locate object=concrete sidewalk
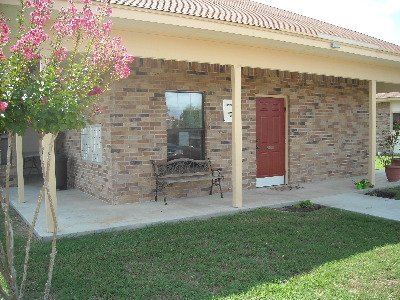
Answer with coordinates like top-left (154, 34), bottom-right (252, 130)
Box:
top-left (313, 192), bottom-right (400, 221)
top-left (9, 171), bottom-right (400, 240)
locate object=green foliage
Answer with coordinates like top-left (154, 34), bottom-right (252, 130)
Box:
top-left (179, 105), bottom-right (202, 128)
top-left (293, 200), bottom-right (314, 209)
top-left (378, 122), bottom-right (400, 167)
top-left (25, 56), bottom-right (103, 133)
top-left (0, 54), bottom-right (33, 135)
top-left (354, 179), bottom-right (374, 190)
top-left (8, 208), bottom-right (400, 299)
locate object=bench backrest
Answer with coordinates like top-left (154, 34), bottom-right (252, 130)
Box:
top-left (152, 158), bottom-right (211, 177)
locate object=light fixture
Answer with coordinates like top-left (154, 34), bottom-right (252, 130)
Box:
top-left (331, 42), bottom-right (340, 49)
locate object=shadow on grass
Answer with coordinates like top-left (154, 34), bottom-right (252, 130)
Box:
top-left (9, 207), bottom-right (400, 299)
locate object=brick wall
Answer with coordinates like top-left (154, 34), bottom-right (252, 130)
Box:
top-left (376, 102), bottom-right (390, 154)
top-left (58, 93), bottom-right (115, 203)
top-left (240, 69), bottom-right (369, 183)
top-left (61, 58), bottom-right (369, 204)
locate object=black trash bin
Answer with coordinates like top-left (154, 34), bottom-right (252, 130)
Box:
top-left (55, 154), bottom-right (68, 190)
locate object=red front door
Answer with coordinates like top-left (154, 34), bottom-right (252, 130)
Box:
top-left (256, 98), bottom-right (285, 178)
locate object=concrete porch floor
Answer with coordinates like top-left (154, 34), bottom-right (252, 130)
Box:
top-left (9, 171), bottom-right (400, 240)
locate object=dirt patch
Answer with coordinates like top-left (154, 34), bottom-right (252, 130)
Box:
top-left (269, 184), bottom-right (304, 191)
top-left (366, 189), bottom-right (397, 199)
top-left (278, 204), bottom-right (325, 213)
top-left (9, 207), bottom-right (33, 239)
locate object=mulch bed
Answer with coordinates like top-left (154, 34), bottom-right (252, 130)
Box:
top-left (269, 184), bottom-right (304, 191)
top-left (278, 204), bottom-right (325, 213)
top-left (365, 190), bottom-right (397, 199)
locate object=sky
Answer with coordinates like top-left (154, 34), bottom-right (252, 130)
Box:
top-left (254, 0), bottom-right (400, 46)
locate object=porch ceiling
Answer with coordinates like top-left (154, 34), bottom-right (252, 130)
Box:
top-left (102, 0), bottom-right (400, 84)
top-left (112, 22), bottom-right (400, 84)
top-left (377, 82), bottom-right (400, 93)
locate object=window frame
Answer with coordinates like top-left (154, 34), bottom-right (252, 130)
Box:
top-left (165, 90), bottom-right (206, 161)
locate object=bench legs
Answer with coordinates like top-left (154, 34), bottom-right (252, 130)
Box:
top-left (210, 178), bottom-right (223, 198)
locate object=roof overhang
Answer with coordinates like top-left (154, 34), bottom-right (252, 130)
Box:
top-left (103, 2), bottom-right (400, 64)
top-left (2, 0), bottom-right (400, 83)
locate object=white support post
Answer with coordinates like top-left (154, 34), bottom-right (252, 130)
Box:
top-left (16, 134), bottom-right (25, 203)
top-left (368, 80), bottom-right (377, 185)
top-left (42, 133), bottom-right (58, 233)
top-left (231, 65), bottom-right (243, 208)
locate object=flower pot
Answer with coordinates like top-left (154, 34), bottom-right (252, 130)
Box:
top-left (385, 165), bottom-right (400, 182)
top-left (392, 158), bottom-right (400, 166)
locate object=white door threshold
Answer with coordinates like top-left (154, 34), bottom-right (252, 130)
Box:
top-left (256, 176), bottom-right (284, 187)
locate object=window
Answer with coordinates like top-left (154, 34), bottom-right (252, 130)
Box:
top-left (393, 112), bottom-right (400, 129)
top-left (166, 91), bottom-right (205, 161)
top-left (81, 124), bottom-right (102, 164)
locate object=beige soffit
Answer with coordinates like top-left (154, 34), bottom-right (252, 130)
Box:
top-left (108, 0), bottom-right (400, 56)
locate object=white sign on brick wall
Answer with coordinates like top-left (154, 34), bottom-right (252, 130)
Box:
top-left (223, 99), bottom-right (232, 122)
top-left (81, 124), bottom-right (102, 164)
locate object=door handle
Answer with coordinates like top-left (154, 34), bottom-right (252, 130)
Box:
top-left (256, 145), bottom-right (260, 150)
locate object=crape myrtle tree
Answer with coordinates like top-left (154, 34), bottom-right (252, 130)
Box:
top-left (0, 0), bottom-right (133, 298)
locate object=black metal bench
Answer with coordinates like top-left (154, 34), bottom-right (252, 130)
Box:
top-left (152, 158), bottom-right (223, 203)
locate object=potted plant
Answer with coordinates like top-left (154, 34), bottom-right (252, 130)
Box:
top-left (378, 121), bottom-right (400, 181)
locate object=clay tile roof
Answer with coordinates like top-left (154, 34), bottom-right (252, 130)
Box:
top-left (377, 92), bottom-right (400, 99)
top-left (110, 0), bottom-right (400, 55)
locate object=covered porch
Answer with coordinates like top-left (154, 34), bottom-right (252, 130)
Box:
top-left (5, 0), bottom-right (400, 234)
top-left (10, 171), bottom-right (400, 240)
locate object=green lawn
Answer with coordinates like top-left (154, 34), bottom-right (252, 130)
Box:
top-left (2, 207), bottom-right (400, 299)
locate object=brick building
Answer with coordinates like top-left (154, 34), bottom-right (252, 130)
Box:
top-left (58, 60), bottom-right (371, 204)
top-left (2, 0), bottom-right (400, 210)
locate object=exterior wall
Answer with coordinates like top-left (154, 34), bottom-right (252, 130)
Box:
top-left (61, 58), bottom-right (369, 204)
top-left (240, 69), bottom-right (369, 183)
top-left (57, 94), bottom-right (114, 203)
top-left (376, 102), bottom-right (391, 154)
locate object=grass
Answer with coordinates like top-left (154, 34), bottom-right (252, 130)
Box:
top-left (2, 207), bottom-right (400, 299)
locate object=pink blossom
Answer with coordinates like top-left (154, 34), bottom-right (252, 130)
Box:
top-left (94, 104), bottom-right (101, 115)
top-left (10, 27), bottom-right (49, 59)
top-left (122, 53), bottom-right (134, 64)
top-left (0, 17), bottom-right (10, 46)
top-left (0, 101), bottom-right (8, 112)
top-left (88, 86), bottom-right (103, 96)
top-left (25, 0), bottom-right (53, 26)
top-left (22, 48), bottom-right (40, 60)
top-left (54, 47), bottom-right (68, 61)
top-left (101, 20), bottom-right (112, 35)
top-left (114, 63), bottom-right (131, 79)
